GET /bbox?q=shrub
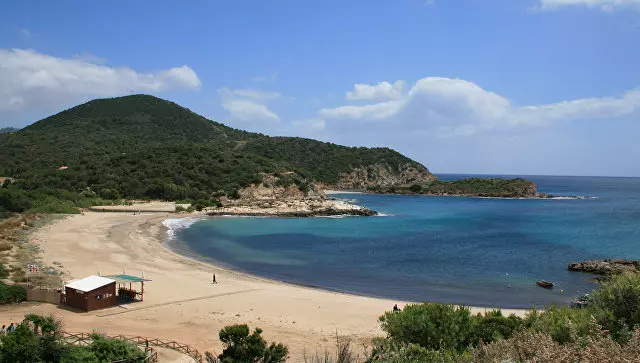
[367,338,469,363]
[0,281,27,304]
[0,263,9,279]
[379,303,475,352]
[218,324,288,363]
[588,271,640,341]
[0,323,40,362]
[408,184,423,193]
[524,306,595,345]
[470,309,523,345]
[88,333,146,362]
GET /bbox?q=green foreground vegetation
[4,273,640,362]
[0,315,145,363]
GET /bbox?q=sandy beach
[0,209,527,361]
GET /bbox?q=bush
[218,324,288,363]
[408,184,423,193]
[523,306,593,345]
[379,303,524,354]
[379,303,475,352]
[589,271,640,340]
[0,281,27,304]
[88,333,146,362]
[0,264,9,279]
[367,338,469,363]
[470,309,523,345]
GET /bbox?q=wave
[547,196,598,200]
[161,217,203,238]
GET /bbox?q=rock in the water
[568,259,640,275]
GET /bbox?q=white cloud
[537,0,640,11]
[320,100,406,120]
[0,48,201,111]
[346,80,405,101]
[218,87,281,123]
[291,118,326,132]
[222,99,279,122]
[20,28,31,37]
[319,77,640,137]
[219,87,281,100]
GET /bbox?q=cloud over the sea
[0,48,201,112]
[319,77,640,137]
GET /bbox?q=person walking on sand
[212,273,217,284]
[8,323,14,333]
[1,325,6,336]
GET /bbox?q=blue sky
[1,0,639,176]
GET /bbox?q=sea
[165,175,640,309]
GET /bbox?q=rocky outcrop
[334,163,435,190]
[207,199,377,217]
[568,259,640,275]
[212,173,376,217]
[238,173,326,201]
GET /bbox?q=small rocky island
[367,177,548,198]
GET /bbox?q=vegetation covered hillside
[372,178,539,198]
[0,95,432,210]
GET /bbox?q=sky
[1,0,639,177]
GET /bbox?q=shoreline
[1,208,529,360]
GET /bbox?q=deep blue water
[170,175,640,308]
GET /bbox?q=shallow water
[170,175,640,308]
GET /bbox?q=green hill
[0,95,432,204]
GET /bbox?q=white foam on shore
[161,217,202,239]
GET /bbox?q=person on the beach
[393,304,400,313]
[8,323,14,333]
[212,273,217,284]
[1,325,6,336]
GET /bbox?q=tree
[0,323,40,363]
[218,324,288,363]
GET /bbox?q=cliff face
[333,163,436,190]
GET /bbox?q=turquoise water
[170,175,640,308]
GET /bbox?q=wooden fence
[61,332,205,362]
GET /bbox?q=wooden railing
[61,331,204,362]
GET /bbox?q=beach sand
[0,210,527,361]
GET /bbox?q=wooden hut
[64,275,116,312]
